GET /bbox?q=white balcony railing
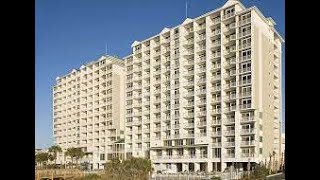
[239,67,251,74]
[239,55,251,62]
[241,128,255,134]
[240,141,255,146]
[223,12,235,19]
[212,131,221,136]
[240,103,252,109]
[224,130,235,136]
[225,142,235,147]
[212,142,221,147]
[239,18,251,26]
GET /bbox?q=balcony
[239,103,252,110]
[227,106,236,112]
[153,118,161,123]
[173,115,180,119]
[225,154,235,158]
[212,120,221,126]
[239,67,251,74]
[185,39,194,47]
[163,116,171,121]
[197,56,206,64]
[212,142,221,147]
[225,69,236,79]
[240,116,256,123]
[239,79,251,86]
[224,118,235,124]
[212,52,221,59]
[211,18,220,25]
[212,86,221,92]
[225,46,236,55]
[184,113,194,119]
[184,60,194,67]
[211,41,221,48]
[223,12,235,20]
[173,54,180,60]
[183,81,194,87]
[184,92,194,98]
[197,121,207,127]
[197,111,206,117]
[240,128,255,135]
[153,109,161,114]
[172,104,180,109]
[133,120,142,126]
[135,49,142,54]
[239,31,251,38]
[184,102,194,108]
[211,75,221,82]
[212,131,221,136]
[173,124,180,129]
[239,55,251,62]
[228,94,236,101]
[212,108,221,114]
[211,29,221,36]
[133,85,142,90]
[154,127,161,132]
[162,38,170,44]
[228,22,236,30]
[183,70,194,77]
[197,89,206,96]
[197,78,207,84]
[241,153,255,158]
[240,141,255,146]
[172,93,180,99]
[185,50,194,56]
[224,130,235,136]
[197,67,206,74]
[225,142,235,147]
[187,28,194,34]
[185,133,195,138]
[199,24,206,30]
[173,73,180,79]
[172,83,180,89]
[239,43,251,50]
[239,18,251,26]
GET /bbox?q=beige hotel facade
[53,55,125,169]
[53,0,284,172]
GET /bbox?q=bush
[103,157,152,180]
[241,164,269,180]
[211,176,221,180]
[76,173,101,180]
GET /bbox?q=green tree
[48,145,62,165]
[65,147,85,169]
[36,152,49,168]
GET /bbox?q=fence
[35,169,84,180]
[151,171,245,180]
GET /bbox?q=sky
[35,0,285,149]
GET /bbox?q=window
[213,148,221,158]
[260,148,263,154]
[100,153,105,160]
[260,136,263,142]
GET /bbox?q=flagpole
[185,1,188,18]
[105,43,108,55]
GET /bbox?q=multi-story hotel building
[124,0,283,173]
[53,55,125,169]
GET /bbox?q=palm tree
[65,147,85,169]
[74,148,85,168]
[65,148,75,168]
[35,152,49,169]
[48,145,62,165]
